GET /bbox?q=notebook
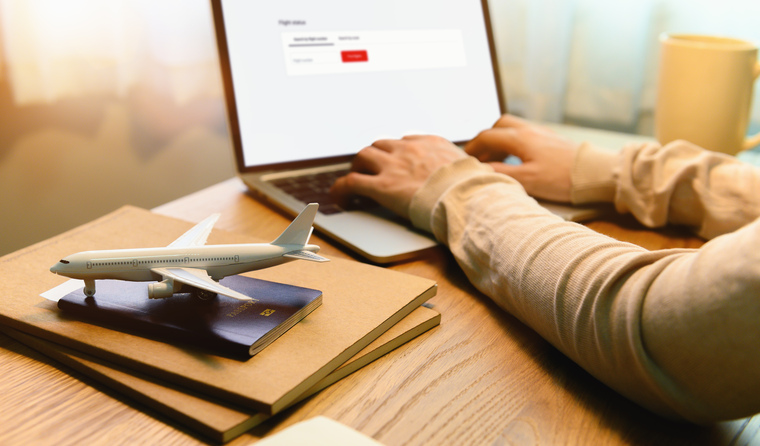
[210,0,601,263]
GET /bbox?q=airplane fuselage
[51,243,321,283]
[50,204,327,300]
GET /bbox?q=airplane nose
[51,259,70,274]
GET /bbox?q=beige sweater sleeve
[409,150,760,423]
[572,139,760,239]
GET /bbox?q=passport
[57,275,322,358]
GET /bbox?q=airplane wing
[167,214,220,248]
[283,250,330,262]
[152,267,253,301]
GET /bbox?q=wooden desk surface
[1,177,757,445]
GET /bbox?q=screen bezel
[210,0,506,174]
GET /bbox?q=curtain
[491,0,760,134]
[0,0,220,105]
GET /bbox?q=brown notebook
[3,305,440,443]
[0,206,437,415]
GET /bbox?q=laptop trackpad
[314,210,437,263]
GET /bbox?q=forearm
[412,159,760,422]
[640,221,760,421]
[571,140,760,239]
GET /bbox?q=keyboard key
[269,169,378,214]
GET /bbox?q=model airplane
[50,203,329,300]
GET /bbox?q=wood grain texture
[2,177,756,445]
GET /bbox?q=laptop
[210,0,601,263]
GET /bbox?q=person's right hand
[330,135,466,219]
[464,114,579,203]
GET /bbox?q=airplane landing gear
[194,289,218,301]
[83,280,96,297]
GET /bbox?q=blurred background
[1,0,759,256]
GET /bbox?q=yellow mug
[655,33,760,155]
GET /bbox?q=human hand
[330,135,467,219]
[464,114,578,203]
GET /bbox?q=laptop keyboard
[268,169,378,215]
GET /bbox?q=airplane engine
[148,280,175,299]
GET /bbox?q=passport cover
[57,275,322,358]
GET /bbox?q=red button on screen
[341,50,368,63]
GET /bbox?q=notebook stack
[0,206,439,443]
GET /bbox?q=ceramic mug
[655,33,760,155]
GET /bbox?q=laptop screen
[212,0,504,172]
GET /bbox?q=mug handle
[744,61,760,151]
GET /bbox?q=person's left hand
[330,135,467,219]
[464,114,577,203]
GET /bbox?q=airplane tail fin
[272,203,319,246]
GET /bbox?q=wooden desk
[1,178,758,445]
